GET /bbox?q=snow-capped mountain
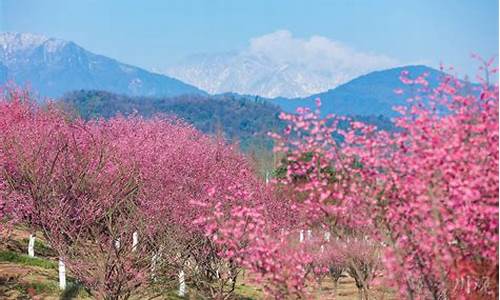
[164,52,349,98]
[163,31,399,98]
[0,32,205,98]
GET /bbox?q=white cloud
[246,30,398,75]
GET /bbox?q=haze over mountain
[164,30,399,98]
[0,32,206,98]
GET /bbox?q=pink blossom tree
[0,87,69,254]
[264,59,498,299]
[0,90,270,298]
[346,61,499,299]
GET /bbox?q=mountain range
[270,65,447,117]
[0,32,205,98]
[0,32,451,118]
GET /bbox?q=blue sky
[1,0,498,77]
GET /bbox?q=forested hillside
[60,90,397,151]
[60,90,285,150]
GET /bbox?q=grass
[0,250,57,270]
[60,282,92,299]
[14,280,59,295]
[235,283,263,299]
[10,277,90,299]
[234,273,264,300]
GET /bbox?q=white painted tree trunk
[28,234,35,257]
[151,253,159,281]
[299,230,304,243]
[324,231,331,242]
[114,238,121,250]
[178,269,186,297]
[307,229,312,240]
[132,231,138,251]
[59,258,66,290]
[265,171,270,185]
[228,268,233,283]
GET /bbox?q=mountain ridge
[59,89,397,152]
[0,32,206,99]
[267,65,451,116]
[0,32,462,118]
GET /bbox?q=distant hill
[59,90,285,150]
[269,65,449,116]
[0,32,206,98]
[59,90,396,151]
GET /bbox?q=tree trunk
[363,287,369,300]
[151,252,159,282]
[333,279,339,299]
[357,287,366,300]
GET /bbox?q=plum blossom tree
[342,237,382,300]
[193,179,313,299]
[267,60,498,299]
[350,61,498,299]
[0,87,69,256]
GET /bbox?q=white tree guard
[324,231,331,242]
[28,234,35,257]
[178,269,186,297]
[228,268,233,283]
[132,231,138,252]
[59,258,66,290]
[299,229,304,243]
[151,252,159,281]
